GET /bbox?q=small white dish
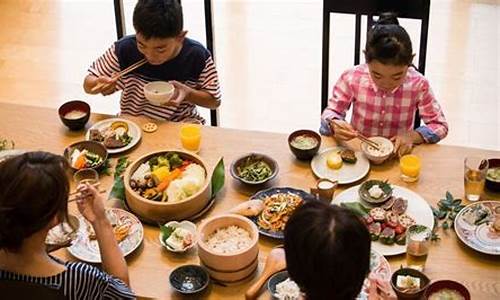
[159,220,197,253]
[360,136,394,164]
[144,81,175,105]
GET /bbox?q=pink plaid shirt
[320,64,448,143]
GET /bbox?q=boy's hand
[164,80,193,106]
[331,119,357,141]
[94,75,118,96]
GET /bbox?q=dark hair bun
[376,12,399,26]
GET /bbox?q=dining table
[0,102,499,300]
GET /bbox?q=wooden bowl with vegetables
[123,150,211,223]
[230,153,278,185]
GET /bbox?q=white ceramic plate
[68,208,144,263]
[357,249,391,299]
[311,147,370,185]
[85,118,141,154]
[454,201,500,255]
[334,185,435,256]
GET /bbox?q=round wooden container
[123,150,211,223]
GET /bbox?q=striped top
[0,257,135,300]
[88,36,221,124]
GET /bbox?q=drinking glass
[73,168,99,186]
[406,224,432,271]
[464,157,488,201]
[400,154,421,183]
[180,124,201,153]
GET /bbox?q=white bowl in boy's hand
[144,81,175,105]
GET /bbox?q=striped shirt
[320,64,448,143]
[89,36,221,124]
[0,258,135,300]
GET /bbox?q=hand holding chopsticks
[68,182,105,203]
[90,58,147,94]
[330,119,380,149]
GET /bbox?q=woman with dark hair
[320,12,448,157]
[0,152,135,299]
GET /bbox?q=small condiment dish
[143,81,175,105]
[169,264,210,295]
[390,267,430,300]
[159,220,197,253]
[358,179,393,206]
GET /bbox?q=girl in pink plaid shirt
[321,13,448,157]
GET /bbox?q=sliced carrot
[74,153,87,169]
[156,168,182,192]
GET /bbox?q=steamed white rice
[205,225,252,254]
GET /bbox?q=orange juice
[400,155,421,182]
[180,124,201,152]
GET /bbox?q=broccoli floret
[167,153,183,170]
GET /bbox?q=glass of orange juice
[400,154,421,183]
[180,124,201,153]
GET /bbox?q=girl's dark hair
[284,201,371,300]
[0,152,70,252]
[133,0,183,39]
[365,12,413,66]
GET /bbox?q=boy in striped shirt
[83,0,221,124]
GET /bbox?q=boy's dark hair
[284,201,371,300]
[365,12,413,66]
[0,152,70,252]
[133,0,183,39]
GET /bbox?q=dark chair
[0,279,66,300]
[113,0,219,126]
[321,0,430,129]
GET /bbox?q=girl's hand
[75,183,107,225]
[367,273,396,300]
[391,134,414,157]
[93,75,118,96]
[330,120,358,141]
[165,80,193,106]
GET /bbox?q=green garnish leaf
[108,156,131,203]
[211,158,225,198]
[341,202,369,217]
[442,221,449,230]
[160,225,175,243]
[114,156,130,178]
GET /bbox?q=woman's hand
[330,120,358,141]
[75,183,107,225]
[367,273,396,300]
[165,80,194,106]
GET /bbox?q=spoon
[245,247,286,300]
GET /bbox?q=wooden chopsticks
[358,134,381,150]
[331,119,381,150]
[68,182,106,202]
[91,58,147,93]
